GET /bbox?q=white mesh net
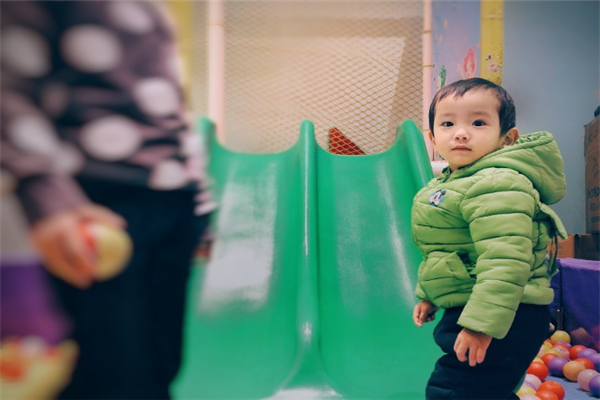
[190,1,423,154]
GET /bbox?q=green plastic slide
[173,118,442,399]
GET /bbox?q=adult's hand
[30,205,126,289]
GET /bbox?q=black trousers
[49,180,208,400]
[426,304,549,400]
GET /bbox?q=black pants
[426,304,549,400]
[49,180,208,400]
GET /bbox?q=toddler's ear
[428,130,436,146]
[503,128,519,146]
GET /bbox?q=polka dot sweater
[0,1,215,223]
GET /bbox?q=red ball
[538,381,565,400]
[570,345,588,360]
[536,390,560,400]
[575,357,595,370]
[527,362,549,381]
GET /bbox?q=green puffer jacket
[411,131,567,339]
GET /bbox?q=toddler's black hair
[428,77,516,137]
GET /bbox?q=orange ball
[542,353,559,365]
[536,389,560,400]
[563,360,586,381]
[575,357,595,370]
[527,361,549,381]
[538,381,565,400]
[570,345,588,360]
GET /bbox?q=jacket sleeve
[0,4,88,224]
[458,172,537,339]
[415,273,428,301]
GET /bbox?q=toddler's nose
[454,128,468,141]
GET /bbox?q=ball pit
[579,348,599,361]
[548,357,568,377]
[527,362,549,381]
[577,369,600,392]
[569,345,587,360]
[535,389,559,400]
[589,353,600,372]
[525,373,542,390]
[550,331,571,344]
[563,360,586,381]
[589,374,600,397]
[537,380,565,400]
[574,357,595,370]
[519,395,541,400]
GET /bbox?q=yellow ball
[82,222,133,281]
[516,385,536,397]
[551,330,571,344]
[547,348,564,358]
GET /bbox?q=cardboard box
[556,233,600,260]
[585,115,600,233]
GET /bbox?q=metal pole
[208,0,226,144]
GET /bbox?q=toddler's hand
[413,300,439,328]
[454,328,492,367]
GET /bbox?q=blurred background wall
[503,0,599,235]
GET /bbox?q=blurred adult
[0,1,215,398]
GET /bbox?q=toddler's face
[431,90,513,171]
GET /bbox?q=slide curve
[173,118,442,399]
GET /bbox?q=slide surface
[173,119,442,399]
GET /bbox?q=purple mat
[551,258,600,351]
[0,254,71,345]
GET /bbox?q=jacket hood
[446,131,566,205]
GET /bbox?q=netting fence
[188,1,423,155]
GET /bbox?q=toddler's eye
[473,120,486,127]
[441,121,453,127]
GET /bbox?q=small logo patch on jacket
[429,189,447,207]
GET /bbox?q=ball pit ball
[523,381,537,391]
[554,341,571,349]
[538,380,565,400]
[570,344,588,360]
[545,348,563,358]
[548,357,569,377]
[541,353,559,365]
[517,385,537,397]
[552,347,570,359]
[525,373,542,390]
[527,362,549,381]
[578,369,600,391]
[519,395,541,400]
[579,348,599,360]
[80,222,133,281]
[589,353,600,372]
[590,374,600,397]
[550,330,571,344]
[535,390,560,400]
[575,357,595,370]
[563,360,586,381]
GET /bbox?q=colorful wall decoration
[431,0,504,98]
